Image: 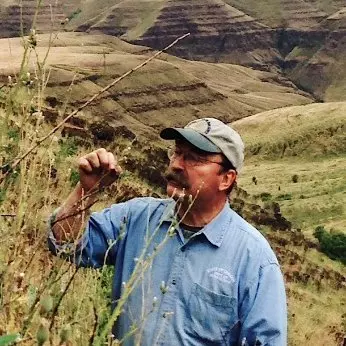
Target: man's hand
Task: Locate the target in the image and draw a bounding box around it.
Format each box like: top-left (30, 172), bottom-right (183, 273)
top-left (78, 148), bottom-right (122, 192)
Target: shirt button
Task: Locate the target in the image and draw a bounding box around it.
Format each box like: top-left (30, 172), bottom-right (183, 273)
top-left (172, 279), bottom-right (176, 285)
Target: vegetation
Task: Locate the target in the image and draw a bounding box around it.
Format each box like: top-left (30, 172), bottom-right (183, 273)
top-left (314, 226), bottom-right (346, 264)
top-left (0, 7), bottom-right (183, 345)
top-left (291, 174), bottom-right (298, 183)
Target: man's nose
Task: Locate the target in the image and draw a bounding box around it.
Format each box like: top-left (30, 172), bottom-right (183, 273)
top-left (169, 154), bottom-right (185, 170)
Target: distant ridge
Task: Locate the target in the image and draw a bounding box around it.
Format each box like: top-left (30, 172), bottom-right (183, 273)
top-left (0, 0), bottom-right (345, 101)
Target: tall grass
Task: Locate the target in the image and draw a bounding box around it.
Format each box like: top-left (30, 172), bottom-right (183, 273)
top-left (0, 23), bottom-right (110, 343)
top-left (0, 4), bottom-right (190, 345)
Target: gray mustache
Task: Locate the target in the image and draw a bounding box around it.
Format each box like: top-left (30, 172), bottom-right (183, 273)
top-left (164, 170), bottom-right (190, 189)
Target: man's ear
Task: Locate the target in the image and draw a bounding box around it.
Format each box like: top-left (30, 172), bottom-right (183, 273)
top-left (219, 169), bottom-right (237, 192)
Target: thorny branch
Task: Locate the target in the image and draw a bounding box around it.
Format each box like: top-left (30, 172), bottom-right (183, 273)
top-left (0, 33), bottom-right (190, 185)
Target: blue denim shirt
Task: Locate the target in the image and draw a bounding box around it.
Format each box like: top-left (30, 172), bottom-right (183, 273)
top-left (48, 197), bottom-right (287, 346)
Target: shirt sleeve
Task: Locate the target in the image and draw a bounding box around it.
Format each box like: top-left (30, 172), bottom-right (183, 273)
top-left (239, 263), bottom-right (287, 346)
top-left (47, 202), bottom-right (129, 268)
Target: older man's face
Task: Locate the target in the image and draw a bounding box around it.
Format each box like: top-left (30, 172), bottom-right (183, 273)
top-left (165, 140), bottom-right (225, 203)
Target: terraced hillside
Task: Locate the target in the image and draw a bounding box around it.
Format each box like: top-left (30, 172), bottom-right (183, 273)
top-left (0, 32), bottom-right (313, 138)
top-left (0, 0), bottom-right (345, 101)
top-left (0, 0), bottom-right (82, 37)
top-left (77, 0), bottom-right (280, 70)
top-left (286, 7), bottom-right (346, 101)
top-left (71, 0), bottom-right (346, 101)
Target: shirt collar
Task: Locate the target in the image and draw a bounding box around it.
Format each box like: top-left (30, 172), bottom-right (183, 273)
top-left (162, 199), bottom-right (233, 247)
top-left (201, 202), bottom-right (232, 247)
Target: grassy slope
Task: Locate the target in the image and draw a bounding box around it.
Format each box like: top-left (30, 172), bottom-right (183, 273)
top-left (233, 102), bottom-right (346, 232)
top-left (233, 102), bottom-right (346, 345)
top-left (223, 0), bottom-right (284, 27)
top-left (116, 0), bottom-right (168, 41)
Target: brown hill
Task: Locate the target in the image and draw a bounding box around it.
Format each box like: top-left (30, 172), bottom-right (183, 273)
top-left (73, 0), bottom-right (346, 101)
top-left (285, 8), bottom-right (346, 101)
top-left (75, 0), bottom-right (281, 71)
top-left (0, 0), bottom-right (82, 37)
top-left (0, 0), bottom-right (345, 102)
top-left (0, 32), bottom-right (313, 140)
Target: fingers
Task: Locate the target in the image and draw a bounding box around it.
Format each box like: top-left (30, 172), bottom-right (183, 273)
top-left (107, 151), bottom-right (116, 170)
top-left (79, 148), bottom-right (118, 173)
top-left (78, 157), bottom-right (93, 173)
top-left (78, 149), bottom-right (122, 191)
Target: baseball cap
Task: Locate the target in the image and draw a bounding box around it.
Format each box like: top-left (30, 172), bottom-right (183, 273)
top-left (160, 118), bottom-right (244, 172)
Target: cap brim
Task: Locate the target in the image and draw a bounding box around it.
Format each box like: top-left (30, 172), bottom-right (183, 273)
top-left (160, 128), bottom-right (221, 153)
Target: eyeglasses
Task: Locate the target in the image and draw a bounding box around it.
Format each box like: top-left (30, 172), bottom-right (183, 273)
top-left (167, 147), bottom-right (224, 167)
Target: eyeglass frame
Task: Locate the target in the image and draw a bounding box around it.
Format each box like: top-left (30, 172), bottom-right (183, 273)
top-left (167, 146), bottom-right (230, 168)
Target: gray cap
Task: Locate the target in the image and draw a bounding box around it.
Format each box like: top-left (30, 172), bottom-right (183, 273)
top-left (160, 118), bottom-right (244, 171)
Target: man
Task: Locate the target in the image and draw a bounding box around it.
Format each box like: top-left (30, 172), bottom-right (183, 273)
top-left (49, 118), bottom-right (287, 345)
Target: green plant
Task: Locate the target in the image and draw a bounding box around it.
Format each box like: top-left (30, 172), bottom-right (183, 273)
top-left (313, 226), bottom-right (346, 264)
top-left (68, 8), bottom-right (82, 21)
top-left (0, 333), bottom-right (20, 346)
top-left (276, 193), bottom-right (292, 201)
top-left (259, 192), bottom-right (272, 202)
top-left (58, 138), bottom-right (78, 158)
top-left (69, 169), bottom-right (80, 187)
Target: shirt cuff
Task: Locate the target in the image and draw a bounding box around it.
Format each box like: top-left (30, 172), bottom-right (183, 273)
top-left (47, 208), bottom-right (78, 256)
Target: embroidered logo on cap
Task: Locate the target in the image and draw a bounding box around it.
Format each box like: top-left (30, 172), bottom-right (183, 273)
top-left (188, 118), bottom-right (212, 135)
top-left (204, 119), bottom-right (211, 134)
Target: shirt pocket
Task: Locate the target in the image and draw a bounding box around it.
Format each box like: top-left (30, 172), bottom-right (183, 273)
top-left (184, 282), bottom-right (239, 344)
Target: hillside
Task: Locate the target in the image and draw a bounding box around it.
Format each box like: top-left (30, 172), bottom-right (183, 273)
top-left (233, 102), bottom-right (346, 232)
top-left (71, 0), bottom-right (346, 101)
top-left (0, 0), bottom-right (81, 36)
top-left (233, 102), bottom-right (346, 345)
top-left (232, 102), bottom-right (346, 158)
top-left (0, 0), bottom-right (345, 101)
top-left (0, 32), bottom-right (313, 139)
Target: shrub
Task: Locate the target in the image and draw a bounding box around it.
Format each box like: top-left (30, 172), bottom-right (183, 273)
top-left (313, 226), bottom-right (346, 264)
top-left (292, 174), bottom-right (299, 183)
top-left (276, 193), bottom-right (292, 201)
top-left (260, 192), bottom-right (272, 202)
top-left (68, 8), bottom-right (82, 21)
top-left (58, 138), bottom-right (78, 158)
